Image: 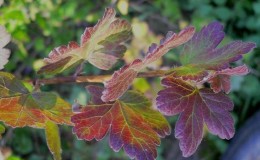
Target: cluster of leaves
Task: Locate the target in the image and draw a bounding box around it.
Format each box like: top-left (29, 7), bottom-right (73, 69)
top-left (0, 6), bottom-right (256, 160)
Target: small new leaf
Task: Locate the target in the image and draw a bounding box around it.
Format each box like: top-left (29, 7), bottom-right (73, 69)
top-left (102, 27), bottom-right (195, 102)
top-left (72, 86), bottom-right (170, 160)
top-left (38, 8), bottom-right (131, 74)
top-left (157, 77), bottom-right (234, 157)
top-left (45, 120), bottom-right (62, 160)
top-left (208, 65), bottom-right (249, 93)
top-left (0, 25), bottom-right (11, 70)
top-left (171, 22), bottom-right (256, 81)
top-left (0, 72), bottom-right (73, 128)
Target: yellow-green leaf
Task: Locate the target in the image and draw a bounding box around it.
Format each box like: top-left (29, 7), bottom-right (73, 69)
top-left (0, 72), bottom-right (73, 128)
top-left (45, 120), bottom-right (62, 160)
top-left (0, 124), bottom-right (5, 139)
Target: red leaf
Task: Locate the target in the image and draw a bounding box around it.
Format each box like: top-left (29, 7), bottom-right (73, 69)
top-left (157, 77), bottom-right (234, 157)
top-left (72, 86), bottom-right (170, 160)
top-left (102, 27), bottom-right (195, 102)
top-left (209, 65), bottom-right (249, 93)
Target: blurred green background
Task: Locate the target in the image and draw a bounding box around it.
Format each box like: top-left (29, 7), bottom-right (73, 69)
top-left (0, 0), bottom-right (260, 160)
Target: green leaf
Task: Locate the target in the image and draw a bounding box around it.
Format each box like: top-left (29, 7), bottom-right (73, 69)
top-left (45, 120), bottom-right (62, 160)
top-left (0, 123), bottom-right (5, 139)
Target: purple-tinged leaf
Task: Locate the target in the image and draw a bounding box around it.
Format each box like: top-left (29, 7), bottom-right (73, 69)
top-left (175, 21), bottom-right (256, 81)
top-left (201, 41), bottom-right (256, 70)
top-left (86, 85), bottom-right (104, 105)
top-left (175, 93), bottom-right (204, 157)
top-left (156, 77), bottom-right (234, 157)
top-left (209, 65), bottom-right (249, 93)
top-left (180, 22), bottom-right (225, 65)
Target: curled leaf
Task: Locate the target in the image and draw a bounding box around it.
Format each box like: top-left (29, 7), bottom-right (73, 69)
top-left (208, 65), bottom-right (249, 93)
top-left (38, 8), bottom-right (131, 74)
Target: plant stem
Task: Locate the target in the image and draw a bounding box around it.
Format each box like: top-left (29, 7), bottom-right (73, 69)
top-left (31, 70), bottom-right (167, 86)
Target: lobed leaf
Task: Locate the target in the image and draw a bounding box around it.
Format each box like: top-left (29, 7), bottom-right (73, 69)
top-left (38, 8), bottom-right (131, 74)
top-left (102, 27), bottom-right (195, 102)
top-left (208, 65), bottom-right (249, 93)
top-left (0, 25), bottom-right (11, 70)
top-left (174, 22), bottom-right (256, 81)
top-left (72, 86), bottom-right (170, 160)
top-left (157, 77), bottom-right (234, 157)
top-left (45, 120), bottom-right (62, 160)
top-left (0, 72), bottom-right (73, 128)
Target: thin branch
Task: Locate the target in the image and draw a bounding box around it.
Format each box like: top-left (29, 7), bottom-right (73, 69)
top-left (31, 70), bottom-right (167, 86)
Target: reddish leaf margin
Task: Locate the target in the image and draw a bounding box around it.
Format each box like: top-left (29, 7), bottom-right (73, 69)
top-left (156, 77), bottom-right (234, 157)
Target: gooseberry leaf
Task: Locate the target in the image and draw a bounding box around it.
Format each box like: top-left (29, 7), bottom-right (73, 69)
top-left (0, 72), bottom-right (73, 128)
top-left (72, 86), bottom-right (171, 160)
top-left (102, 59), bottom-right (143, 102)
top-left (0, 25), bottom-right (11, 70)
top-left (156, 77), bottom-right (234, 157)
top-left (38, 8), bottom-right (131, 74)
top-left (208, 64), bottom-right (249, 93)
top-left (45, 120), bottom-right (62, 160)
top-left (102, 27), bottom-right (195, 102)
top-left (173, 22), bottom-right (256, 81)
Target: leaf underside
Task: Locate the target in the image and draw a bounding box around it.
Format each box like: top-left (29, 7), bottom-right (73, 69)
top-left (72, 86), bottom-right (171, 160)
top-left (38, 7), bottom-right (132, 74)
